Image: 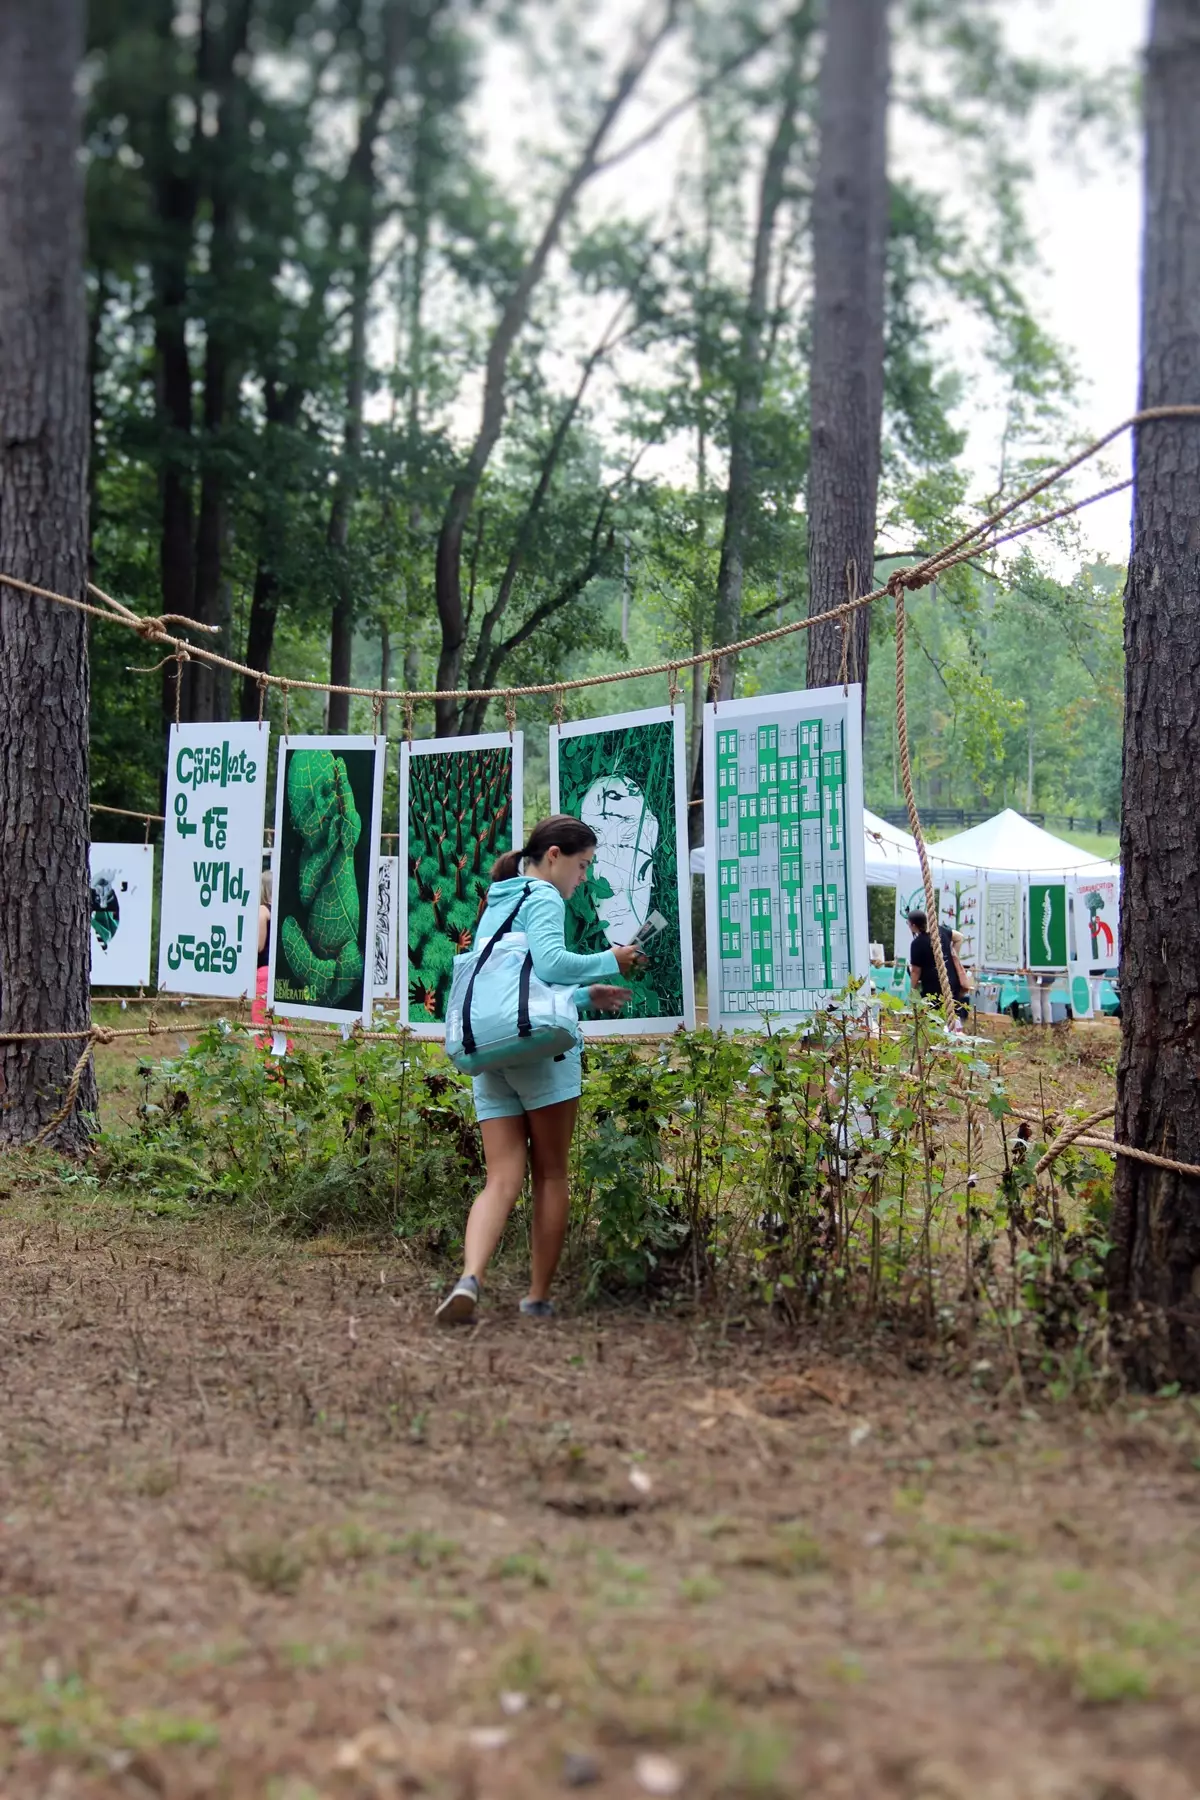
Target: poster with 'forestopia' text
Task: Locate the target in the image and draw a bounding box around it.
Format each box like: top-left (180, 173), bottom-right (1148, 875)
top-left (158, 723), bottom-right (269, 996)
top-left (551, 706), bottom-right (694, 1036)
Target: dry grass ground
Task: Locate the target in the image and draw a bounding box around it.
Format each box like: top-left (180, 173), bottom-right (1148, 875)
top-left (6, 1015), bottom-right (1196, 1800)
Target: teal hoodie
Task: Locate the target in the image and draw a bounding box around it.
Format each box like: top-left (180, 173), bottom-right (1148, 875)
top-left (475, 876), bottom-right (619, 1011)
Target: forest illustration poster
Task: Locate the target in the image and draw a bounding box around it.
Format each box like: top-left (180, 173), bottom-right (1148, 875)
top-left (551, 706), bottom-right (694, 1035)
top-left (267, 737), bottom-right (385, 1027)
top-left (399, 734), bottom-right (523, 1034)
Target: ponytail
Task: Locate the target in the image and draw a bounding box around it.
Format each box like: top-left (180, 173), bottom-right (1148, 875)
top-left (490, 813), bottom-right (598, 882)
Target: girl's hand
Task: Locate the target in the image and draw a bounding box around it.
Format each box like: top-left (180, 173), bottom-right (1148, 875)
top-left (588, 984), bottom-right (629, 1016)
top-left (612, 943), bottom-right (646, 975)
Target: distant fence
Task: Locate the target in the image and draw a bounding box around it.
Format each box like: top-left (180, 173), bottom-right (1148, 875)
top-left (876, 807), bottom-right (1120, 839)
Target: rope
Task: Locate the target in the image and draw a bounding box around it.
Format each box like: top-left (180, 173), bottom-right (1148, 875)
top-left (1032, 1106), bottom-right (1116, 1177)
top-left (893, 586), bottom-right (954, 1019)
top-left (0, 404), bottom-right (1191, 714)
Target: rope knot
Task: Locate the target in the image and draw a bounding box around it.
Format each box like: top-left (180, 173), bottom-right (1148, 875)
top-left (91, 1025), bottom-right (116, 1046)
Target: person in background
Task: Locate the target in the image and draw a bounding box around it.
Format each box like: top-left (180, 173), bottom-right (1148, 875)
top-left (251, 867), bottom-right (272, 1039)
top-left (907, 909), bottom-right (969, 1029)
top-left (437, 814), bottom-right (644, 1327)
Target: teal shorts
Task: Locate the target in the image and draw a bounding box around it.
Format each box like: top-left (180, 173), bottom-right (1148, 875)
top-left (472, 1046), bottom-right (582, 1122)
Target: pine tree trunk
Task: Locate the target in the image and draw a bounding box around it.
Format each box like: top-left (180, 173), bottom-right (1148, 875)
top-left (0, 0), bottom-right (97, 1149)
top-left (805, 0), bottom-right (890, 708)
top-left (1111, 0), bottom-right (1200, 1384)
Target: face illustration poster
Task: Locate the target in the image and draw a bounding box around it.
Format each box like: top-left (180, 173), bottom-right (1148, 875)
top-left (157, 722), bottom-right (269, 996)
top-left (550, 706), bottom-right (695, 1035)
top-left (399, 734), bottom-right (522, 1035)
top-left (89, 844), bottom-right (155, 988)
top-left (703, 686), bottom-right (868, 1030)
top-left (266, 737), bottom-right (385, 1027)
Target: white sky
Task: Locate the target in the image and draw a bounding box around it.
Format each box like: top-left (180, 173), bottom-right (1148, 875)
top-left (471, 0), bottom-right (1148, 567)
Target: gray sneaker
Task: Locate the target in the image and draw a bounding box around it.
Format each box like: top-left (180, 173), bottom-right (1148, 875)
top-left (519, 1297), bottom-right (555, 1320)
top-left (436, 1275), bottom-right (480, 1326)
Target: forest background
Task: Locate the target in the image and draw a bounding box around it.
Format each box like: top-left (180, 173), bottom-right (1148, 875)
top-left (85, 0), bottom-right (1131, 846)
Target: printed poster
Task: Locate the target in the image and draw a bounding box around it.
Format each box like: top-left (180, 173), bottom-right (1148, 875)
top-left (550, 705), bottom-right (695, 1036)
top-left (373, 856), bottom-right (399, 1002)
top-left (399, 733), bottom-right (523, 1035)
top-left (702, 685), bottom-right (869, 1029)
top-left (157, 722), bottom-right (269, 996)
top-left (893, 870), bottom-right (940, 970)
top-left (1072, 874), bottom-right (1119, 973)
top-left (936, 867), bottom-right (982, 967)
top-left (89, 844), bottom-right (155, 988)
top-left (1027, 881), bottom-right (1069, 971)
top-left (982, 879), bottom-right (1023, 971)
top-left (267, 736), bottom-right (385, 1028)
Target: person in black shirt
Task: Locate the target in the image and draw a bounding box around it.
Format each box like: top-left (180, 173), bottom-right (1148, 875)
top-left (907, 910), bottom-right (969, 1027)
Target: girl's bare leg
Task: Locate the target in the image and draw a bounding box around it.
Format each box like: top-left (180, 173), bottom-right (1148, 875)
top-left (526, 1098), bottom-right (579, 1302)
top-left (462, 1116), bottom-right (529, 1283)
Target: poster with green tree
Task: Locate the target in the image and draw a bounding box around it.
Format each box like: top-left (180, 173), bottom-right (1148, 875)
top-left (550, 706), bottom-right (694, 1035)
top-left (399, 734), bottom-right (523, 1034)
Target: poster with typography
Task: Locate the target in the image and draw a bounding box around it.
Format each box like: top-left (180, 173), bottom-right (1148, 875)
top-left (157, 723), bottom-right (269, 996)
top-left (550, 706), bottom-right (694, 1036)
top-left (1027, 881), bottom-right (1069, 971)
top-left (267, 736), bottom-right (385, 1028)
top-left (90, 844), bottom-right (155, 988)
top-left (982, 879), bottom-right (1023, 971)
top-left (373, 856), bottom-right (399, 1001)
top-left (703, 686), bottom-right (868, 1030)
top-left (399, 734), bottom-right (523, 1035)
top-left (1072, 874), bottom-right (1119, 973)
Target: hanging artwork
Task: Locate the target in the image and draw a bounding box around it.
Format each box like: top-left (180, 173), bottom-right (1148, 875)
top-left (550, 705), bottom-right (694, 1036)
top-left (1026, 881), bottom-right (1069, 971)
top-left (157, 722), bottom-right (269, 996)
top-left (703, 686), bottom-right (868, 1029)
top-left (1072, 874), bottom-right (1119, 973)
top-left (373, 855), bottom-right (399, 1002)
top-left (267, 736), bottom-right (386, 1028)
top-left (982, 879), bottom-right (1023, 971)
top-left (935, 867), bottom-right (982, 966)
top-left (400, 733), bottom-right (523, 1034)
top-left (89, 843), bottom-right (155, 988)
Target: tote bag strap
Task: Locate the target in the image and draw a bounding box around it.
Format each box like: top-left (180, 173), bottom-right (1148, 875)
top-left (461, 882), bottom-right (531, 1057)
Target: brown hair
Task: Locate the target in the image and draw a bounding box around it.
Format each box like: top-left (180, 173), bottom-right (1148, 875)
top-left (907, 909), bottom-right (928, 933)
top-left (491, 814), bottom-right (599, 882)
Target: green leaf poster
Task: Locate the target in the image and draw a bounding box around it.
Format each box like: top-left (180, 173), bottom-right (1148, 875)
top-left (1027, 881), bottom-right (1068, 970)
top-left (550, 706), bottom-right (695, 1035)
top-left (399, 733), bottom-right (523, 1033)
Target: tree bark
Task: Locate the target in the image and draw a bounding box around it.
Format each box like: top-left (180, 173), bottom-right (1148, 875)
top-left (708, 16), bottom-right (808, 704)
top-left (804, 0), bottom-right (890, 710)
top-left (431, 7), bottom-right (676, 735)
top-left (0, 0), bottom-right (97, 1149)
top-left (1110, 0), bottom-right (1200, 1385)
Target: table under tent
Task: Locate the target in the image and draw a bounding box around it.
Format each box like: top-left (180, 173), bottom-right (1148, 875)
top-left (867, 808), bottom-right (1120, 1021)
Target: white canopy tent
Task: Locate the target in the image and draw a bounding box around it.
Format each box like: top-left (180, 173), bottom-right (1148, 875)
top-left (921, 809), bottom-right (1118, 881)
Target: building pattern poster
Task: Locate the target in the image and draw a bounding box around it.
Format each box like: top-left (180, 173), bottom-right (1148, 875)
top-left (981, 879), bottom-right (1023, 971)
top-left (399, 733), bottom-right (523, 1034)
top-left (158, 722), bottom-right (269, 997)
top-left (373, 856), bottom-right (399, 1002)
top-left (703, 686), bottom-right (868, 1028)
top-left (550, 706), bottom-right (694, 1036)
top-left (1072, 874), bottom-right (1119, 973)
top-left (89, 844), bottom-right (155, 988)
top-left (267, 736), bottom-right (385, 1028)
top-left (1027, 881), bottom-right (1069, 971)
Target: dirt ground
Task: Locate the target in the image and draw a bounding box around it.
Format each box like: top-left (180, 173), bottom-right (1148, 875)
top-left (7, 1016), bottom-right (1198, 1800)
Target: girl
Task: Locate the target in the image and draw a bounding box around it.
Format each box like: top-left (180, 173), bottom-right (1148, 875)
top-left (436, 814), bottom-right (643, 1325)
